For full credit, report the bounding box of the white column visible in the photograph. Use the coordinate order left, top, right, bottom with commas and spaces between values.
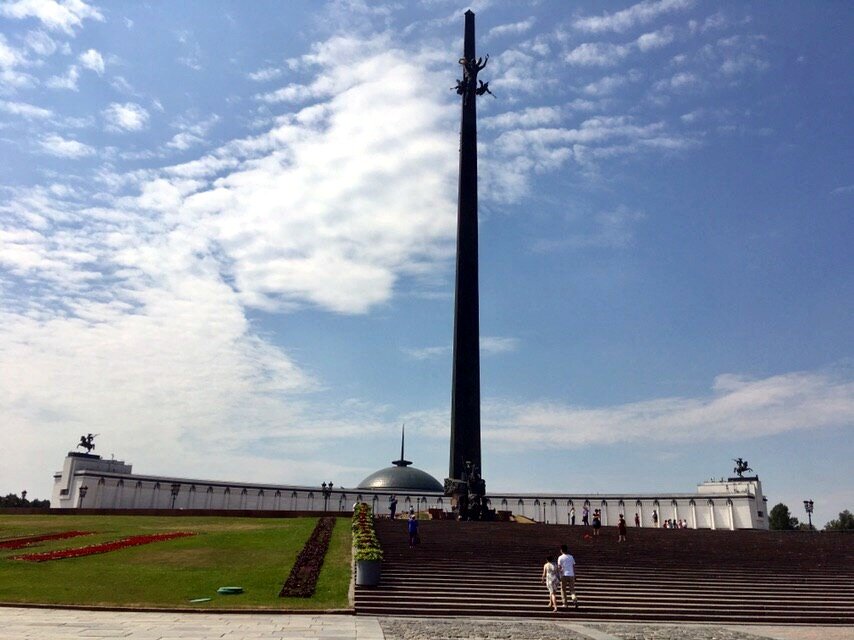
709, 501, 716, 530
691, 502, 697, 529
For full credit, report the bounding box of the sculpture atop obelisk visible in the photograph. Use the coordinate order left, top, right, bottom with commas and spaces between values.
445, 10, 491, 520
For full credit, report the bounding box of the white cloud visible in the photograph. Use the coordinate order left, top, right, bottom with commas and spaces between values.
472, 370, 854, 449
574, 0, 693, 34
166, 132, 203, 151
103, 101, 149, 132
486, 17, 536, 39
0, 98, 52, 118
175, 29, 202, 71
0, 0, 103, 35
403, 337, 519, 360
480, 336, 519, 355
78, 47, 104, 74
38, 132, 94, 157
0, 33, 26, 69
654, 71, 700, 92
403, 345, 450, 360
534, 206, 646, 251
45, 64, 79, 90
636, 26, 675, 51
582, 72, 639, 96
248, 66, 282, 82
482, 106, 562, 130
566, 27, 675, 67
24, 29, 57, 56
566, 41, 631, 66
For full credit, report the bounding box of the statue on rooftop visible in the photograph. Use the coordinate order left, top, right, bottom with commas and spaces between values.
77, 433, 97, 453
732, 457, 753, 477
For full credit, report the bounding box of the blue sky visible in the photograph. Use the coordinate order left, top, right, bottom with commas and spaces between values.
0, 0, 851, 527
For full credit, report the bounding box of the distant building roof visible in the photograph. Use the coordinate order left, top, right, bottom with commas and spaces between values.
356, 425, 444, 493
357, 465, 443, 492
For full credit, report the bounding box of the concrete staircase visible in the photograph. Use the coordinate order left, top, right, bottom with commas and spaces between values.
354, 520, 854, 623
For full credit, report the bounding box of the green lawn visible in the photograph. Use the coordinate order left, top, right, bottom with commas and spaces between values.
0, 515, 351, 609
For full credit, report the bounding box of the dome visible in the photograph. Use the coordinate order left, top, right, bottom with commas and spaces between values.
356, 425, 443, 492
357, 464, 443, 492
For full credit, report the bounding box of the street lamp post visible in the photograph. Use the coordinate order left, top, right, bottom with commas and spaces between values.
170, 483, 181, 509
321, 482, 333, 512
78, 484, 88, 508
803, 499, 814, 530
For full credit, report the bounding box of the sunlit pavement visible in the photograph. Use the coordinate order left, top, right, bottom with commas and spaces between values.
1, 607, 852, 640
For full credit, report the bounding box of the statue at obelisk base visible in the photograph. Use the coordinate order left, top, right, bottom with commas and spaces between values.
444, 10, 493, 522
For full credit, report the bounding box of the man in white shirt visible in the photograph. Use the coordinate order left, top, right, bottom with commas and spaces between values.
557, 544, 578, 609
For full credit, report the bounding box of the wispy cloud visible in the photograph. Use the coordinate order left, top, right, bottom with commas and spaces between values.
403, 337, 519, 360
176, 29, 202, 70
480, 336, 520, 355
481, 106, 562, 130
37, 132, 94, 157
533, 206, 646, 251
402, 345, 450, 361
78, 48, 104, 75
486, 17, 536, 40
103, 102, 149, 132
566, 26, 675, 67
0, 0, 103, 35
248, 66, 282, 82
0, 98, 52, 119
45, 64, 79, 90
574, 0, 693, 34
24, 29, 57, 56
403, 370, 854, 450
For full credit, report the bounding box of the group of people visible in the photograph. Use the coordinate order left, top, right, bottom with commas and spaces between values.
541, 545, 578, 612
569, 506, 627, 541
662, 518, 689, 529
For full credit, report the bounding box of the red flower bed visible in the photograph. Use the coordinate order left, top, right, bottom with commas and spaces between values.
0, 531, 93, 550
279, 517, 335, 597
12, 531, 196, 562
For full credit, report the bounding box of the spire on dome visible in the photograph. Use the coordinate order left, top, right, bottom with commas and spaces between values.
392, 424, 412, 467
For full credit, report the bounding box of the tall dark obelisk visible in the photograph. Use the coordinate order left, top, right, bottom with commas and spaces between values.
445, 10, 491, 520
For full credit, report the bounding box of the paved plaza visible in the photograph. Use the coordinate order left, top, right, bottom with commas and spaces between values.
1, 608, 853, 640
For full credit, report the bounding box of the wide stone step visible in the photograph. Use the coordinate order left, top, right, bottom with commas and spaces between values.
355, 520, 854, 623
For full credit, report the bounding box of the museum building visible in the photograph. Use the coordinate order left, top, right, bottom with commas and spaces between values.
51, 449, 769, 530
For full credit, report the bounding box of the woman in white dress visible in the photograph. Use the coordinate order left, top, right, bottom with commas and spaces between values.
541, 555, 560, 612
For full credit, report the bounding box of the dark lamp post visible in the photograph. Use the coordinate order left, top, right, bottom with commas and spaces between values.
803, 499, 814, 530
321, 482, 333, 512
170, 483, 181, 509
78, 484, 88, 508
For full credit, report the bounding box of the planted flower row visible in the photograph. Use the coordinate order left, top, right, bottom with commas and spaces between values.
0, 531, 93, 550
279, 516, 336, 598
12, 531, 196, 562
352, 503, 383, 562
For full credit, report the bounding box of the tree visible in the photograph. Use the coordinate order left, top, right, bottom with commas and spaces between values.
0, 493, 50, 508
769, 502, 800, 530
825, 510, 854, 531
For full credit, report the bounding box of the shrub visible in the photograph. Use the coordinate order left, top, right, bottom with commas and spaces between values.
352, 503, 383, 562
279, 516, 336, 598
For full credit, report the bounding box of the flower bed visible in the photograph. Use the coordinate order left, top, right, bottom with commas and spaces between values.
12, 531, 196, 562
279, 516, 335, 597
0, 531, 93, 550
352, 503, 383, 562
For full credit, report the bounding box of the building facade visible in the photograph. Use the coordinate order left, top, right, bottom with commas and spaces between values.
52, 452, 769, 530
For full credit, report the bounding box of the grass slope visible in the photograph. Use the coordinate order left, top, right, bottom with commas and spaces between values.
0, 515, 351, 609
